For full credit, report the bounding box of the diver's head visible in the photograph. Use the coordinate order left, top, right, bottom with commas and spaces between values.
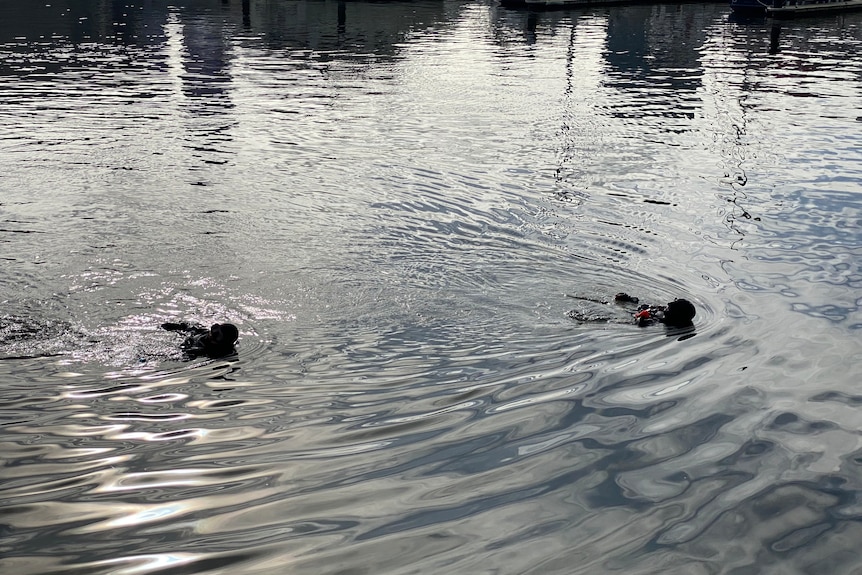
663, 299, 695, 327
210, 323, 239, 345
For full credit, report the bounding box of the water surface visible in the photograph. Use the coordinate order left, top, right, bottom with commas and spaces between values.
1, 1, 862, 574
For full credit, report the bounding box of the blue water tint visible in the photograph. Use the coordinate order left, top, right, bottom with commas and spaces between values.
1, 1, 862, 574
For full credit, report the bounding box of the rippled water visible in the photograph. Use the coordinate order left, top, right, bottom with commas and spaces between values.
1, 1, 861, 573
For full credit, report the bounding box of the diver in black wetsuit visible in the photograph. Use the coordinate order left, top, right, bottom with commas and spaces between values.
161, 322, 239, 358
614, 293, 696, 328
566, 293, 696, 333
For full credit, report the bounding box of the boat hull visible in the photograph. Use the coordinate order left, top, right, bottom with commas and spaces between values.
730, 0, 862, 15
501, 0, 721, 8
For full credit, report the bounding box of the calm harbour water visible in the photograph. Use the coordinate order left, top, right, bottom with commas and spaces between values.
1, 1, 861, 573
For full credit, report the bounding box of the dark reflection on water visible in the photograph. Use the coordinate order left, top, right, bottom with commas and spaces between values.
1, 1, 862, 574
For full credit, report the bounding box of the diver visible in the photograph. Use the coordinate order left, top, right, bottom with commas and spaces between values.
161, 321, 239, 358
566, 293, 696, 332
614, 293, 696, 328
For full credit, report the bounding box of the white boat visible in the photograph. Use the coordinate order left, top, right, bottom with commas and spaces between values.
730, 0, 862, 15
500, 0, 649, 8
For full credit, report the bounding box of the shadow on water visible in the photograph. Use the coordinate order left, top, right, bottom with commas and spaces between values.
1, 1, 862, 575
